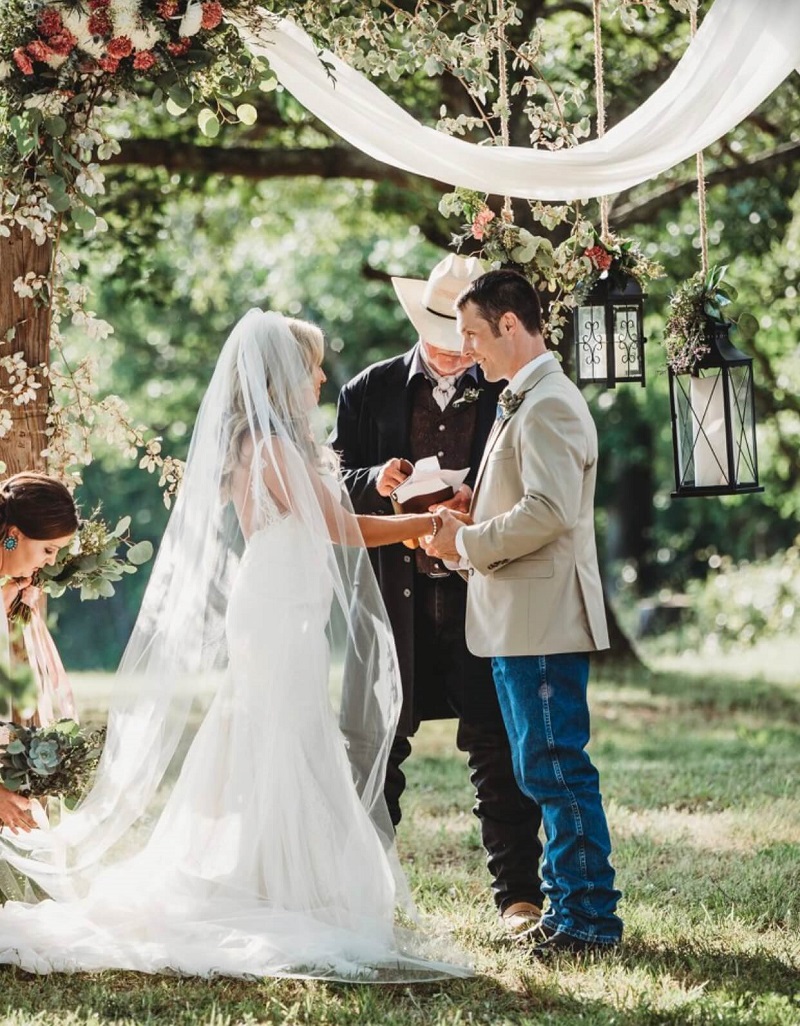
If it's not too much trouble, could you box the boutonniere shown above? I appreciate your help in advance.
[498,388,529,420]
[452,387,483,409]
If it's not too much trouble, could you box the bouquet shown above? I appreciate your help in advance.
[7,509,153,625]
[0,719,105,805]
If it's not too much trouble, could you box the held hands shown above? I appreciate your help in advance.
[376,458,414,498]
[423,507,472,563]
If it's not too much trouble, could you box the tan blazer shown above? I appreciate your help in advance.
[460,359,609,658]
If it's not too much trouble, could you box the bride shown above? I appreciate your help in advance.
[0,310,467,982]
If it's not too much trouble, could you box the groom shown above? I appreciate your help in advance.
[332,254,545,934]
[425,268,623,958]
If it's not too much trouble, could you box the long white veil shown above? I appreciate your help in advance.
[0,310,469,981]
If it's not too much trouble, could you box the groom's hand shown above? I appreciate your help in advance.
[424,507,466,563]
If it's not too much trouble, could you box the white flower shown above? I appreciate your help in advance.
[0,60,12,81]
[25,93,67,116]
[75,164,106,198]
[179,1,204,37]
[61,9,105,59]
[0,409,12,438]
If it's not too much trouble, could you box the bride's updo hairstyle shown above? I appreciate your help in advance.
[0,472,79,544]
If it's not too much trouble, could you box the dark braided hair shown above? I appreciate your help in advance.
[0,472,79,543]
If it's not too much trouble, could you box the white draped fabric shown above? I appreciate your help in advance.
[236,0,800,202]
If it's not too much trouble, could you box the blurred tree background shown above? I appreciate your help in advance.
[48,0,799,669]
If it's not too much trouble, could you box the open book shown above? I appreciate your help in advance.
[390,457,469,548]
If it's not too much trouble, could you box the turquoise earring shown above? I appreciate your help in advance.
[3,535,17,551]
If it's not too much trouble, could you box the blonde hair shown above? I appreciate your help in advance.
[223,315,326,490]
[285,318,325,373]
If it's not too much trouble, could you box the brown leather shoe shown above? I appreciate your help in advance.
[500,901,544,936]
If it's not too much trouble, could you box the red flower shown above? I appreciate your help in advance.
[157,0,180,17]
[98,55,120,73]
[48,30,77,56]
[106,36,133,59]
[585,245,613,272]
[37,10,64,38]
[88,11,113,36]
[26,39,55,63]
[167,37,192,56]
[88,0,111,8]
[133,50,157,71]
[201,2,224,30]
[12,47,35,75]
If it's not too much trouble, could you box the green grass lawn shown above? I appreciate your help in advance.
[2,639,799,1026]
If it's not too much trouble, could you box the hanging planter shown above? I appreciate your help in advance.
[665,266,762,498]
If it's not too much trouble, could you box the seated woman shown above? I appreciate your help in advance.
[0,472,79,835]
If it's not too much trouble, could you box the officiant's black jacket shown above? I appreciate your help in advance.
[331,346,503,737]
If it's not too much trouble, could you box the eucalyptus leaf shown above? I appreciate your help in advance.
[113,515,131,537]
[197,109,220,138]
[236,103,257,126]
[97,579,116,598]
[44,116,68,137]
[127,540,154,566]
[72,207,97,231]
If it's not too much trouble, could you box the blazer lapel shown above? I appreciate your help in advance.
[470,359,563,507]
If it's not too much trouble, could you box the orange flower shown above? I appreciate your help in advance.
[107,36,133,59]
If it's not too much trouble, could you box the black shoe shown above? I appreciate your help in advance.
[530,930,619,960]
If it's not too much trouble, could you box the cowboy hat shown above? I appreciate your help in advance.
[391,253,486,352]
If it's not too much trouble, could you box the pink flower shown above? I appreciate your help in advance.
[585,245,613,272]
[48,30,77,56]
[98,55,120,73]
[167,37,192,56]
[201,2,224,30]
[471,206,495,241]
[133,50,157,71]
[13,47,35,75]
[37,10,64,38]
[107,36,133,59]
[88,11,113,36]
[157,0,180,17]
[26,39,55,63]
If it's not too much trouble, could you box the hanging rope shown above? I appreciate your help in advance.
[592,0,609,241]
[690,3,710,276]
[497,0,513,222]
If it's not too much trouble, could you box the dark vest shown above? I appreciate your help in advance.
[409,375,479,576]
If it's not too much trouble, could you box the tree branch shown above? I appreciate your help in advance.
[107,138,447,192]
[611,140,800,227]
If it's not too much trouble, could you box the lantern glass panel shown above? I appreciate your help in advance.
[613,305,642,379]
[729,363,757,487]
[576,304,607,382]
[672,365,758,492]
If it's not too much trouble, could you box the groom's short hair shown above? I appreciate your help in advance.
[456,269,543,337]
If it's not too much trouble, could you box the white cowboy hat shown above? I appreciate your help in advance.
[391,253,486,352]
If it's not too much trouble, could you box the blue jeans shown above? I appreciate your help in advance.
[492,653,622,943]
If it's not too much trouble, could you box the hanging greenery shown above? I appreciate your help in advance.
[0,0,268,498]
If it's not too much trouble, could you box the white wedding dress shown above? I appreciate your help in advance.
[0,311,469,982]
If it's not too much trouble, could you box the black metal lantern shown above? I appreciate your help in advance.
[668,319,762,498]
[574,274,646,388]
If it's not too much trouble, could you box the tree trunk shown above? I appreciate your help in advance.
[0,226,52,474]
[594,587,644,668]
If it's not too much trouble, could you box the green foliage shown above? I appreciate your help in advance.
[39,510,154,603]
[0,718,105,803]
[682,540,800,652]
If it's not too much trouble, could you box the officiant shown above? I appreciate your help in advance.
[331,254,544,932]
